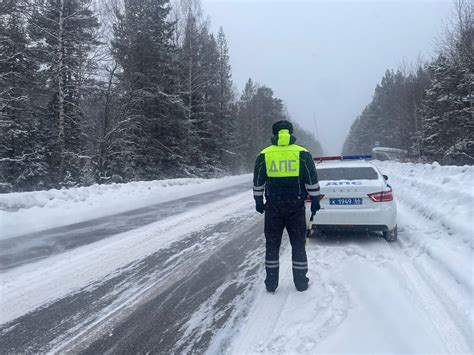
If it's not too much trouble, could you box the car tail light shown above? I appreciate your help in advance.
[368,190,393,202]
[306,194,325,202]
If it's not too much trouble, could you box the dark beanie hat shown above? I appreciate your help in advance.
[272,120,293,135]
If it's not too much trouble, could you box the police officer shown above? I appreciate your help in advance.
[253,120,320,292]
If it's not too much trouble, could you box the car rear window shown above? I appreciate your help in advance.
[317,167,379,180]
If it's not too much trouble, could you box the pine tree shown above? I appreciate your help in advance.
[2,0,330,190]
[0,0,48,191]
[28,0,100,186]
[419,0,473,164]
[215,27,237,171]
[420,54,473,164]
[342,68,431,157]
[343,0,472,164]
[111,0,187,181]
[196,27,221,174]
[179,12,221,175]
[237,78,257,170]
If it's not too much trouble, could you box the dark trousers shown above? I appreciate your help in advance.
[264,199,309,291]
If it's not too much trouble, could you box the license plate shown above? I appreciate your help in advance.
[329,198,363,205]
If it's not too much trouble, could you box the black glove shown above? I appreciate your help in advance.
[310,196,321,213]
[255,196,265,214]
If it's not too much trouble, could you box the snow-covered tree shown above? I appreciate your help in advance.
[0,0,48,191]
[420,54,473,164]
[419,0,473,164]
[111,0,187,180]
[28,0,100,185]
[1,0,325,190]
[215,27,237,171]
[343,0,472,164]
[342,68,431,157]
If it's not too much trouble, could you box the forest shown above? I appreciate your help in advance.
[343,0,473,165]
[0,0,323,192]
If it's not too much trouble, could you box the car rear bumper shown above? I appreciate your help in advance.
[312,224,390,232]
[305,203,397,231]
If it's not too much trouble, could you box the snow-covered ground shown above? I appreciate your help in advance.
[0,174,250,239]
[1,162,473,353]
[217,161,474,354]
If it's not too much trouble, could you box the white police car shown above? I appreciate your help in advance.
[306,155,398,242]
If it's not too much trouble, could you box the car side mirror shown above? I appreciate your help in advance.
[383,175,388,181]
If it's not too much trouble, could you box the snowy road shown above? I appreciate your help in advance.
[1,162,472,353]
[1,206,263,353]
[0,183,250,270]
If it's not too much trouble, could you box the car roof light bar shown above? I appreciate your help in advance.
[314,155,372,161]
[314,155,342,161]
[342,155,372,160]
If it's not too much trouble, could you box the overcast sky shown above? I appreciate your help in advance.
[202,0,453,154]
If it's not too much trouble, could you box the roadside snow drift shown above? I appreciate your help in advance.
[0,174,251,239]
[376,161,473,244]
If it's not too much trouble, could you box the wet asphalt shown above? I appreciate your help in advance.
[0,183,251,270]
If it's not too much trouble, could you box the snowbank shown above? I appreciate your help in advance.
[374,161,474,338]
[0,175,251,239]
[374,161,473,245]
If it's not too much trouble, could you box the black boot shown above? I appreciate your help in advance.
[295,281,309,292]
[265,267,279,292]
[294,275,309,292]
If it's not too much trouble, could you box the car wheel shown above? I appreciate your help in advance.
[383,226,397,242]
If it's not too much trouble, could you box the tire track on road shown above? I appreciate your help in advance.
[1,212,264,353]
[388,235,471,353]
[74,216,264,354]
